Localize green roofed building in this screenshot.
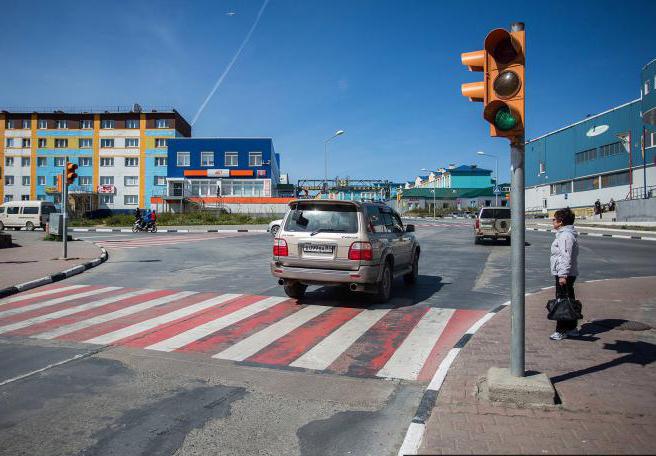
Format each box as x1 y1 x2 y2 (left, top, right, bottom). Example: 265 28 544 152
398 186 502 213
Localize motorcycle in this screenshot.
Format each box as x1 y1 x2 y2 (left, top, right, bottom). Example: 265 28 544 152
132 219 158 233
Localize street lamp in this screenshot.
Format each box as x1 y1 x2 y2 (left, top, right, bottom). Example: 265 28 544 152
421 168 438 219
324 130 345 185
477 151 500 206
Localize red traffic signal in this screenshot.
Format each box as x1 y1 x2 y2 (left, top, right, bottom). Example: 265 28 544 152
66 162 78 185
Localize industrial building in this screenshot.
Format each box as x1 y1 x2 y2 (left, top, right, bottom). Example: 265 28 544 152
0 106 191 212
525 59 656 216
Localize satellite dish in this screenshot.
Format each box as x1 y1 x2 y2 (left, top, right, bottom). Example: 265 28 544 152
586 125 608 137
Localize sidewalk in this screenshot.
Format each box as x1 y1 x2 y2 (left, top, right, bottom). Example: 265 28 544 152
419 276 656 455
0 235 105 290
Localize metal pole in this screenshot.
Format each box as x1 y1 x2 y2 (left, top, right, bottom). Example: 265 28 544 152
433 181 436 219
324 140 328 185
62 166 68 259
642 126 647 199
495 157 499 206
510 136 525 377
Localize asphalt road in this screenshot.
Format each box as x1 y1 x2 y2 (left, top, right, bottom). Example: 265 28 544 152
1 221 655 456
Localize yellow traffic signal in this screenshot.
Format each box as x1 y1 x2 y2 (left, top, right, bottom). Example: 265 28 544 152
66 162 78 185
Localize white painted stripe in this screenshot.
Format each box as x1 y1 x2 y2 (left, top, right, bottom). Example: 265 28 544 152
642 237 656 241
213 305 331 361
83 293 241 345
0 285 87 306
15 277 52 292
290 308 390 370
143 296 287 352
0 289 153 334
376 308 454 381
397 422 425 456
588 233 603 237
0 287 120 318
612 234 631 239
427 347 461 391
501 300 511 306
464 312 495 335
34 291 198 340
541 286 555 290
96 228 113 233
0 350 102 387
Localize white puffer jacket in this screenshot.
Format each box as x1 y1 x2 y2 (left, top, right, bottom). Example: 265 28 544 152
550 225 579 277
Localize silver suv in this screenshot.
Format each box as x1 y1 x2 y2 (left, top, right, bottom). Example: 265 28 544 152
474 207 511 244
271 200 420 303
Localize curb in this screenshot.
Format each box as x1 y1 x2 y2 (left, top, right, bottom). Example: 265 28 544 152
527 227 656 241
70 228 268 234
0 245 109 300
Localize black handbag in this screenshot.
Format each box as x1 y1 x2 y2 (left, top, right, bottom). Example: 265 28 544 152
546 298 583 321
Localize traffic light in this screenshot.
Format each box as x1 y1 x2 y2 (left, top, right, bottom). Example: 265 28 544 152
66 162 78 185
460 23 525 140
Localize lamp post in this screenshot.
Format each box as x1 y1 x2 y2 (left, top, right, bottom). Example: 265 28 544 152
421 168 438 219
477 151 499 206
324 130 345 185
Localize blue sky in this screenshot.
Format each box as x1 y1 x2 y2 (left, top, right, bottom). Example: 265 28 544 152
2 0 654 184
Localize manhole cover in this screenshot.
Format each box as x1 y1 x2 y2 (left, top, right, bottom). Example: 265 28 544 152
591 319 652 331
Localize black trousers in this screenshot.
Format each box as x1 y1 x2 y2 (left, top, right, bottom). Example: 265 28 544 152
555 276 577 332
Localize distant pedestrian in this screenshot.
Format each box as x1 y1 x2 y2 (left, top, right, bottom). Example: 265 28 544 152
135 207 141 222
608 198 616 212
549 207 579 340
594 199 602 218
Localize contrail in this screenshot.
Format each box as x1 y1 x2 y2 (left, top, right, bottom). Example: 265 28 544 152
191 0 270 126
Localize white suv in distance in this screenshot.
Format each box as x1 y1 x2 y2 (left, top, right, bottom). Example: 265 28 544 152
474 207 511 244
271 200 420 303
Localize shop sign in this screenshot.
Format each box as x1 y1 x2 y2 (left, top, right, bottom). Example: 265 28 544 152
207 169 230 177
45 186 59 194
257 170 267 177
97 184 115 194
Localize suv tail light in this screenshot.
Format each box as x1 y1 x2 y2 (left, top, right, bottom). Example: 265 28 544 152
475 219 480 230
273 238 288 257
348 242 373 261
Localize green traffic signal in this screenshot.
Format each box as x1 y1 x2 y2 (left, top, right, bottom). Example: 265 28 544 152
494 106 518 131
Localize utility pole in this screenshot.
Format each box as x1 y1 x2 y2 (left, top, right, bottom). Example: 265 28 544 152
510 134 525 376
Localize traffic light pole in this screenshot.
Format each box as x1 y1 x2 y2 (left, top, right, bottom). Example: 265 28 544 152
62 166 68 259
510 136 525 377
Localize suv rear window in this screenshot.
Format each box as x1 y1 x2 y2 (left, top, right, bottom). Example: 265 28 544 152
285 203 358 233
480 208 511 219
22 207 39 214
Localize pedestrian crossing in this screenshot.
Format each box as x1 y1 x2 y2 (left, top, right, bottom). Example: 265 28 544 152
93 232 258 250
0 283 486 382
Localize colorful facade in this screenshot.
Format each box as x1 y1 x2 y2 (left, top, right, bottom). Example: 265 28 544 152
0 108 191 211
414 165 493 189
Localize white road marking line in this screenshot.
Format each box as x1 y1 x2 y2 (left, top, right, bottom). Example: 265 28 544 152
213 305 331 361
427 347 461 391
34 291 198 340
144 296 287 352
397 422 426 456
0 285 88 306
0 287 121 319
290 308 390 371
464 312 495 335
0 289 153 334
377 308 454 381
83 293 239 345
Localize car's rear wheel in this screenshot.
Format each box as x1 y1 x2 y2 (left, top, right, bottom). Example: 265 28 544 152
504 237 511 245
374 262 392 303
474 236 481 245
404 252 418 285
284 282 307 299
25 221 35 231
270 225 280 237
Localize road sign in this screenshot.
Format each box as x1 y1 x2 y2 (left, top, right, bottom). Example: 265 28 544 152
494 186 501 194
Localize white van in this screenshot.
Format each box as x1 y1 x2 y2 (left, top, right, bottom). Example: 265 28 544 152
0 200 57 231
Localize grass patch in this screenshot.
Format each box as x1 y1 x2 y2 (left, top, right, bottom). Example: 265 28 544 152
70 212 278 227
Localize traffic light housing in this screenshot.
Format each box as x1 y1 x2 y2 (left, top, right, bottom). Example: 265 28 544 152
461 24 525 140
66 162 78 185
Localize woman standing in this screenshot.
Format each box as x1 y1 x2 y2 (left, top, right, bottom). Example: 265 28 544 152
549 208 579 340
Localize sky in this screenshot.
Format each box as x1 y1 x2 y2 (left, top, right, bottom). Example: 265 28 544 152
2 0 655 184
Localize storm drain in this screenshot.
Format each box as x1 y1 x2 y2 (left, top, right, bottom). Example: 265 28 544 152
591 319 652 331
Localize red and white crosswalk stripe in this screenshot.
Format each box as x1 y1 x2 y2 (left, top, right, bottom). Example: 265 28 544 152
0 283 486 382
95 232 256 250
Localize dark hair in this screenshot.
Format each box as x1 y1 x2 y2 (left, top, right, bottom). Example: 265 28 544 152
554 207 575 226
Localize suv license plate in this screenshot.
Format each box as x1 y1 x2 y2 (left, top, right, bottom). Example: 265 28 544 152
303 244 335 254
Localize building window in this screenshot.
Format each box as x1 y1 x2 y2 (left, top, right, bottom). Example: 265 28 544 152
52 176 59 185
124 176 139 186
4 176 14 186
154 176 166 186
575 148 597 164
79 176 92 186
100 195 114 205
100 157 114 167
220 179 265 197
539 161 546 174
156 119 169 128
5 157 14 167
154 157 168 166
38 119 47 129
37 176 46 186
38 138 47 148
37 157 47 167
79 138 92 148
249 152 263 167
22 138 31 148
100 138 114 148
100 176 114 185
201 151 214 167
190 179 219 197
7 120 15 129
56 120 68 129
55 138 68 148
177 152 190 167
155 138 167 148
125 138 139 147
80 119 93 129
21 157 30 167
646 131 656 148
54 157 66 167
573 177 600 192
101 119 114 129
225 152 238 167
124 195 138 205
78 157 91 167
601 171 630 188
22 176 31 186
6 138 15 147
599 142 623 158
22 120 31 129
645 81 650 96
37 195 46 201
126 119 139 129
550 181 571 195
124 157 139 167
21 195 30 201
